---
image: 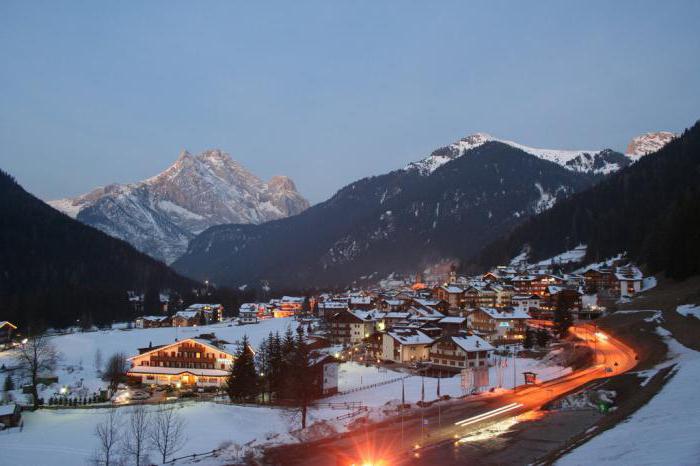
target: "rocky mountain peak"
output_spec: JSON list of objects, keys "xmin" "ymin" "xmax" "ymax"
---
[{"xmin": 625, "ymin": 131, "xmax": 677, "ymax": 160}]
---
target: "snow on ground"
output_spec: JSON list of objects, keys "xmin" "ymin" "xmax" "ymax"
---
[
  {"xmin": 641, "ymin": 276, "xmax": 657, "ymax": 292},
  {"xmin": 558, "ymin": 327, "xmax": 700, "ymax": 466},
  {"xmin": 676, "ymin": 304, "xmax": 700, "ymax": 319},
  {"xmin": 0, "ymin": 318, "xmax": 299, "ymax": 402},
  {"xmin": 329, "ymin": 357, "xmax": 570, "ymax": 408},
  {"xmin": 0, "ymin": 402, "xmax": 296, "ymax": 466},
  {"xmin": 535, "ymin": 245, "xmax": 587, "ymax": 266}
]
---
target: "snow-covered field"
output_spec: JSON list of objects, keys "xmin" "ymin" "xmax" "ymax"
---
[
  {"xmin": 0, "ymin": 318, "xmax": 299, "ymax": 402},
  {"xmin": 0, "ymin": 319, "xmax": 571, "ymax": 465},
  {"xmin": 558, "ymin": 326, "xmax": 700, "ymax": 466}
]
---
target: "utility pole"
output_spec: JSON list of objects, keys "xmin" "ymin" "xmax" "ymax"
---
[{"xmin": 512, "ymin": 344, "xmax": 517, "ymax": 393}]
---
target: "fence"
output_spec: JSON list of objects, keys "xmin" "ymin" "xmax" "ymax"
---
[{"xmin": 337, "ymin": 374, "xmax": 411, "ymax": 395}]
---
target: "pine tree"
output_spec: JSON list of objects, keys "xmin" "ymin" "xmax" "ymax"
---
[
  {"xmin": 523, "ymin": 329, "xmax": 535, "ymax": 350},
  {"xmin": 269, "ymin": 332, "xmax": 283, "ymax": 400},
  {"xmin": 288, "ymin": 338, "xmax": 314, "ymax": 428},
  {"xmin": 536, "ymin": 328, "xmax": 550, "ymax": 347},
  {"xmin": 226, "ymin": 335, "xmax": 259, "ymax": 402},
  {"xmin": 3, "ymin": 375, "xmax": 14, "ymax": 392},
  {"xmin": 553, "ymin": 304, "xmax": 573, "ymax": 339}
]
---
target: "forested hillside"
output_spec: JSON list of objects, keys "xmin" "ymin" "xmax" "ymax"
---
[
  {"xmin": 474, "ymin": 121, "xmax": 700, "ymax": 280},
  {"xmin": 0, "ymin": 169, "xmax": 199, "ymax": 328}
]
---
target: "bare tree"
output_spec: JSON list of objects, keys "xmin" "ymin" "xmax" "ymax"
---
[
  {"xmin": 94, "ymin": 348, "xmax": 103, "ymax": 374},
  {"xmin": 150, "ymin": 406, "xmax": 186, "ymax": 463},
  {"xmin": 103, "ymin": 353, "xmax": 128, "ymax": 396},
  {"xmin": 15, "ymin": 333, "xmax": 59, "ymax": 409},
  {"xmin": 122, "ymin": 405, "xmax": 150, "ymax": 466},
  {"xmin": 92, "ymin": 408, "xmax": 122, "ymax": 466}
]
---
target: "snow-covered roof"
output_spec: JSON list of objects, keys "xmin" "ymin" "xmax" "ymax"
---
[
  {"xmin": 128, "ymin": 338, "xmax": 234, "ymax": 361},
  {"xmin": 137, "ymin": 315, "xmax": 169, "ymax": 321},
  {"xmin": 174, "ymin": 310, "xmax": 199, "ymax": 318},
  {"xmin": 318, "ymin": 301, "xmax": 348, "ymax": 309},
  {"xmin": 413, "ymin": 298, "xmax": 441, "ymax": 307},
  {"xmin": 384, "ymin": 311, "xmax": 411, "ymax": 319},
  {"xmin": 281, "ymin": 296, "xmax": 305, "ymax": 303},
  {"xmin": 479, "ymin": 307, "xmax": 531, "ymax": 320},
  {"xmin": 450, "ymin": 335, "xmax": 494, "ymax": 352},
  {"xmin": 383, "ymin": 299, "xmax": 404, "ymax": 306},
  {"xmin": 349, "ymin": 310, "xmax": 375, "ymax": 321},
  {"xmin": 387, "ymin": 330, "xmax": 433, "ymax": 346},
  {"xmin": 350, "ymin": 296, "xmax": 372, "ymax": 305},
  {"xmin": 0, "ymin": 404, "xmax": 17, "ymax": 416},
  {"xmin": 441, "ymin": 285, "xmax": 464, "ymax": 294},
  {"xmin": 512, "ymin": 295, "xmax": 540, "ymax": 301},
  {"xmin": 438, "ymin": 316, "xmax": 466, "ymax": 324},
  {"xmin": 615, "ymin": 266, "xmax": 643, "ymax": 281},
  {"xmin": 187, "ymin": 303, "xmax": 222, "ymax": 310}
]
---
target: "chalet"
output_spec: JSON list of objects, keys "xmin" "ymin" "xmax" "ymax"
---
[
  {"xmin": 511, "ymin": 295, "xmax": 541, "ymax": 314},
  {"xmin": 380, "ymin": 311, "xmax": 412, "ymax": 331},
  {"xmin": 185, "ymin": 303, "xmax": 223, "ymax": 323},
  {"xmin": 583, "ymin": 267, "xmax": 617, "ymax": 293},
  {"xmin": 0, "ymin": 321, "xmax": 17, "ymax": 346},
  {"xmin": 379, "ymin": 299, "xmax": 406, "ymax": 312},
  {"xmin": 434, "ymin": 285, "xmax": 464, "ymax": 309},
  {"xmin": 318, "ymin": 301, "xmax": 349, "ymax": 320},
  {"xmin": 349, "ymin": 296, "xmax": 373, "ymax": 310},
  {"xmin": 309, "ymin": 353, "xmax": 340, "ymax": 396},
  {"xmin": 382, "ymin": 329, "xmax": 433, "ymax": 363},
  {"xmin": 0, "ymin": 403, "xmax": 21, "ymax": 428},
  {"xmin": 463, "ymin": 285, "xmax": 496, "ymax": 309},
  {"xmin": 328, "ymin": 310, "xmax": 375, "ymax": 345},
  {"xmin": 615, "ymin": 265, "xmax": 643, "ymax": 297},
  {"xmin": 172, "ymin": 310, "xmax": 202, "ymax": 327},
  {"xmin": 135, "ymin": 316, "xmax": 170, "ymax": 329},
  {"xmin": 279, "ymin": 296, "xmax": 305, "ymax": 315},
  {"xmin": 238, "ymin": 304, "xmax": 259, "ymax": 325},
  {"xmin": 429, "ymin": 335, "xmax": 494, "ymax": 372},
  {"xmin": 436, "ymin": 316, "xmax": 467, "ymax": 335},
  {"xmin": 127, "ymin": 338, "xmax": 235, "ymax": 387},
  {"xmin": 467, "ymin": 307, "xmax": 530, "ymax": 345}
]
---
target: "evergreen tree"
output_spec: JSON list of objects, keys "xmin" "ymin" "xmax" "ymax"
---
[
  {"xmin": 269, "ymin": 332, "xmax": 283, "ymax": 400},
  {"xmin": 287, "ymin": 338, "xmax": 314, "ymax": 428},
  {"xmin": 536, "ymin": 328, "xmax": 550, "ymax": 347},
  {"xmin": 523, "ymin": 329, "xmax": 535, "ymax": 350},
  {"xmin": 3, "ymin": 375, "xmax": 14, "ymax": 392},
  {"xmin": 553, "ymin": 304, "xmax": 573, "ymax": 339},
  {"xmin": 226, "ymin": 335, "xmax": 259, "ymax": 402}
]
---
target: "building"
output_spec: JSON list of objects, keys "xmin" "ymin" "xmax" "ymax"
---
[
  {"xmin": 238, "ymin": 304, "xmax": 259, "ymax": 325},
  {"xmin": 511, "ymin": 295, "xmax": 541, "ymax": 314},
  {"xmin": 0, "ymin": 321, "xmax": 17, "ymax": 346},
  {"xmin": 429, "ymin": 335, "xmax": 494, "ymax": 372},
  {"xmin": 328, "ymin": 310, "xmax": 375, "ymax": 345},
  {"xmin": 172, "ymin": 310, "xmax": 202, "ymax": 327},
  {"xmin": 318, "ymin": 301, "xmax": 349, "ymax": 320},
  {"xmin": 615, "ymin": 266, "xmax": 643, "ymax": 297},
  {"xmin": 185, "ymin": 304, "xmax": 223, "ymax": 323},
  {"xmin": 279, "ymin": 296, "xmax": 305, "ymax": 315},
  {"xmin": 434, "ymin": 285, "xmax": 464, "ymax": 309},
  {"xmin": 126, "ymin": 338, "xmax": 235, "ymax": 387},
  {"xmin": 467, "ymin": 307, "xmax": 531, "ymax": 345},
  {"xmin": 309, "ymin": 353, "xmax": 339, "ymax": 396},
  {"xmin": 436, "ymin": 316, "xmax": 467, "ymax": 335},
  {"xmin": 0, "ymin": 403, "xmax": 21, "ymax": 428},
  {"xmin": 349, "ymin": 296, "xmax": 373, "ymax": 310},
  {"xmin": 382, "ymin": 329, "xmax": 433, "ymax": 363},
  {"xmin": 135, "ymin": 316, "xmax": 170, "ymax": 329}
]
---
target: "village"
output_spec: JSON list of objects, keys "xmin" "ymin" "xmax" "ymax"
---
[{"xmin": 0, "ymin": 247, "xmax": 655, "ymax": 464}]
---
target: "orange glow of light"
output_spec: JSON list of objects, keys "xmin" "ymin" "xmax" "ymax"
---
[
  {"xmin": 595, "ymin": 332, "xmax": 608, "ymax": 341},
  {"xmin": 516, "ymin": 410, "xmax": 546, "ymax": 421}
]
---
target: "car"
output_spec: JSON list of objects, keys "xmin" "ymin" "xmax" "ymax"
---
[{"xmin": 130, "ymin": 391, "xmax": 150, "ymax": 400}]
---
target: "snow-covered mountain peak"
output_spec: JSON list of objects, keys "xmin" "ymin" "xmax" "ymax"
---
[
  {"xmin": 625, "ymin": 131, "xmax": 676, "ymax": 161},
  {"xmin": 405, "ymin": 132, "xmax": 616, "ymax": 175},
  {"xmin": 49, "ymin": 149, "xmax": 309, "ymax": 263}
]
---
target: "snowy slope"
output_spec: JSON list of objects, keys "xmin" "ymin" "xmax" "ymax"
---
[
  {"xmin": 558, "ymin": 327, "xmax": 700, "ymax": 466},
  {"xmin": 49, "ymin": 150, "xmax": 309, "ymax": 263},
  {"xmin": 406, "ymin": 133, "xmax": 630, "ymax": 175}
]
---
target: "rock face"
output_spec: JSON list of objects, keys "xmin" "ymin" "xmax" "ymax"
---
[
  {"xmin": 49, "ymin": 149, "xmax": 309, "ymax": 263},
  {"xmin": 625, "ymin": 131, "xmax": 677, "ymax": 160}
]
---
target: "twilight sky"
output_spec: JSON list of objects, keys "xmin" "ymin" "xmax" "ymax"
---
[{"xmin": 1, "ymin": 1, "xmax": 699, "ymax": 204}]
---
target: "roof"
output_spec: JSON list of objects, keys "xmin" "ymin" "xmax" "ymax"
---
[
  {"xmin": 615, "ymin": 265, "xmax": 643, "ymax": 281},
  {"xmin": 438, "ymin": 316, "xmax": 466, "ymax": 324},
  {"xmin": 440, "ymin": 285, "xmax": 464, "ymax": 294},
  {"xmin": 128, "ymin": 338, "xmax": 234, "ymax": 361},
  {"xmin": 350, "ymin": 296, "xmax": 372, "ymax": 305},
  {"xmin": 479, "ymin": 307, "xmax": 531, "ymax": 320},
  {"xmin": 0, "ymin": 404, "xmax": 18, "ymax": 416},
  {"xmin": 384, "ymin": 311, "xmax": 411, "ymax": 319},
  {"xmin": 0, "ymin": 321, "xmax": 17, "ymax": 330},
  {"xmin": 137, "ymin": 315, "xmax": 169, "ymax": 321},
  {"xmin": 318, "ymin": 301, "xmax": 348, "ymax": 309},
  {"xmin": 387, "ymin": 330, "xmax": 433, "ymax": 346},
  {"xmin": 187, "ymin": 303, "xmax": 222, "ymax": 310},
  {"xmin": 450, "ymin": 335, "xmax": 494, "ymax": 352},
  {"xmin": 281, "ymin": 296, "xmax": 305, "ymax": 303},
  {"xmin": 174, "ymin": 310, "xmax": 199, "ymax": 318},
  {"xmin": 512, "ymin": 295, "xmax": 540, "ymax": 300},
  {"xmin": 127, "ymin": 366, "xmax": 229, "ymax": 377}
]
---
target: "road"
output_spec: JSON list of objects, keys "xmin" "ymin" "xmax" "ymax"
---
[{"xmin": 262, "ymin": 323, "xmax": 637, "ymax": 466}]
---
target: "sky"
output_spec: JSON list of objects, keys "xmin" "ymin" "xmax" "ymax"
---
[{"xmin": 1, "ymin": 1, "xmax": 699, "ymax": 204}]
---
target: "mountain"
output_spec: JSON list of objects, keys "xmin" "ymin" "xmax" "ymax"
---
[
  {"xmin": 474, "ymin": 122, "xmax": 700, "ymax": 281},
  {"xmin": 173, "ymin": 135, "xmax": 622, "ymax": 290},
  {"xmin": 625, "ymin": 131, "xmax": 677, "ymax": 160},
  {"xmin": 405, "ymin": 132, "xmax": 632, "ymax": 176},
  {"xmin": 0, "ymin": 169, "xmax": 198, "ymax": 329},
  {"xmin": 49, "ymin": 149, "xmax": 309, "ymax": 263}
]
